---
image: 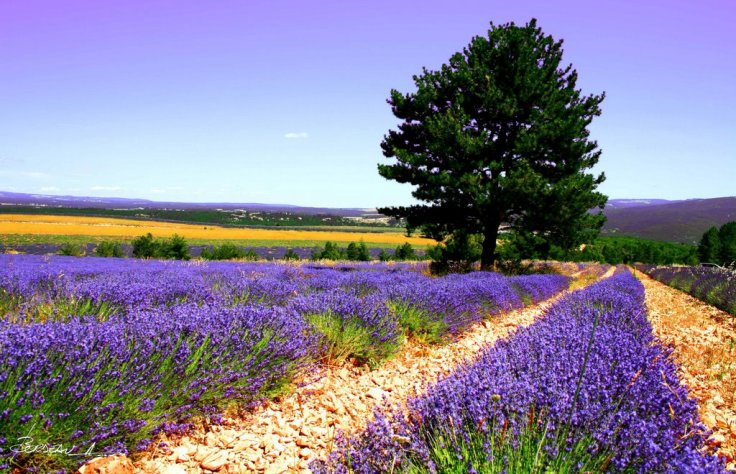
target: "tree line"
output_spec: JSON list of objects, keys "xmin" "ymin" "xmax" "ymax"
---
[{"xmin": 698, "ymin": 222, "xmax": 736, "ymax": 266}]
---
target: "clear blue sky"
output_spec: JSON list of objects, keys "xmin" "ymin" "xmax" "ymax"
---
[{"xmin": 1, "ymin": 0, "xmax": 733, "ymax": 208}]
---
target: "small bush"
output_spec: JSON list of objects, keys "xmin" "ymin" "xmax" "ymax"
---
[
  {"xmin": 95, "ymin": 241, "xmax": 125, "ymax": 258},
  {"xmin": 58, "ymin": 242, "xmax": 85, "ymax": 257},
  {"xmin": 132, "ymin": 233, "xmax": 158, "ymax": 258},
  {"xmin": 291, "ymin": 290, "xmax": 402, "ymax": 366},
  {"xmin": 428, "ymin": 232, "xmax": 482, "ymax": 274},
  {"xmin": 312, "ymin": 241, "xmax": 346, "ymax": 260},
  {"xmin": 131, "ymin": 233, "xmax": 190, "ymax": 260},
  {"xmin": 200, "ymin": 243, "xmax": 256, "ymax": 260},
  {"xmin": 388, "ymin": 301, "xmax": 447, "ymax": 344},
  {"xmin": 162, "ymin": 234, "xmax": 190, "ymax": 260},
  {"xmin": 393, "ymin": 242, "xmax": 417, "ymax": 261},
  {"xmin": 283, "ymin": 248, "xmax": 300, "ymax": 261},
  {"xmin": 346, "ymin": 241, "xmax": 371, "ymax": 261}
]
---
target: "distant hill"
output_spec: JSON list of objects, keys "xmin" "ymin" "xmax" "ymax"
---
[
  {"xmin": 0, "ymin": 191, "xmax": 373, "ymax": 217},
  {"xmin": 605, "ymin": 199, "xmax": 680, "ymax": 209},
  {"xmin": 3, "ymin": 191, "xmax": 735, "ymax": 244},
  {"xmin": 602, "ymin": 197, "xmax": 736, "ymax": 244}
]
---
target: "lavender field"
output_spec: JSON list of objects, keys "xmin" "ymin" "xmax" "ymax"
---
[
  {"xmin": 635, "ymin": 264, "xmax": 736, "ymax": 316},
  {"xmin": 0, "ymin": 255, "xmax": 569, "ymax": 472},
  {"xmin": 314, "ymin": 270, "xmax": 726, "ymax": 473}
]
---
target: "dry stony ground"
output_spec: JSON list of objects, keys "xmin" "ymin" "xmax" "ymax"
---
[
  {"xmin": 126, "ymin": 269, "xmax": 608, "ymax": 474},
  {"xmin": 634, "ymin": 270, "xmax": 736, "ymax": 470}
]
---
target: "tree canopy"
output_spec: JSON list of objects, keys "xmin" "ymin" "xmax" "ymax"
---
[
  {"xmin": 698, "ymin": 226, "xmax": 722, "ymax": 264},
  {"xmin": 697, "ymin": 222, "xmax": 736, "ymax": 266},
  {"xmin": 378, "ymin": 19, "xmax": 606, "ymax": 269}
]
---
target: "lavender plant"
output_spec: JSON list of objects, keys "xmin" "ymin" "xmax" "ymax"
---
[
  {"xmin": 0, "ymin": 254, "xmax": 571, "ymax": 472},
  {"xmin": 289, "ymin": 289, "xmax": 402, "ymax": 365},
  {"xmin": 0, "ymin": 303, "xmax": 318, "ymax": 472},
  {"xmin": 637, "ymin": 264, "xmax": 736, "ymax": 316},
  {"xmin": 314, "ymin": 271, "xmax": 725, "ymax": 473}
]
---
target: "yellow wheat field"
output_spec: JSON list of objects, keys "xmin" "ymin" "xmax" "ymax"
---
[{"xmin": 0, "ymin": 214, "xmax": 435, "ymax": 246}]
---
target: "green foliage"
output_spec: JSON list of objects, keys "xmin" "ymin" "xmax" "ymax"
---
[
  {"xmin": 282, "ymin": 248, "xmax": 300, "ymax": 261},
  {"xmin": 94, "ymin": 241, "xmax": 125, "ymax": 258},
  {"xmin": 356, "ymin": 241, "xmax": 371, "ymax": 261},
  {"xmin": 698, "ymin": 227, "xmax": 722, "ymax": 264},
  {"xmin": 378, "ymin": 249, "xmax": 391, "ymax": 262},
  {"xmin": 556, "ymin": 236, "xmax": 697, "ymax": 265},
  {"xmin": 311, "ymin": 241, "xmax": 372, "ymax": 261},
  {"xmin": 410, "ymin": 411, "xmax": 612, "ymax": 474},
  {"xmin": 305, "ymin": 311, "xmax": 400, "ymax": 366},
  {"xmin": 393, "ymin": 242, "xmax": 417, "ymax": 261},
  {"xmin": 719, "ymin": 222, "xmax": 736, "ymax": 266},
  {"xmin": 389, "ymin": 302, "xmax": 447, "ymax": 344},
  {"xmin": 346, "ymin": 241, "xmax": 371, "ymax": 261},
  {"xmin": 162, "ymin": 234, "xmax": 190, "ymax": 260},
  {"xmin": 427, "ymin": 231, "xmax": 483, "ymax": 274},
  {"xmin": 694, "ymin": 221, "xmax": 736, "ymax": 266},
  {"xmin": 378, "ymin": 19, "xmax": 606, "ymax": 270},
  {"xmin": 57, "ymin": 242, "xmax": 86, "ymax": 257},
  {"xmin": 494, "ymin": 234, "xmax": 697, "ymax": 266},
  {"xmin": 131, "ymin": 233, "xmax": 157, "ymax": 258},
  {"xmin": 312, "ymin": 241, "xmax": 345, "ymax": 260},
  {"xmin": 200, "ymin": 243, "xmax": 257, "ymax": 260},
  {"xmin": 131, "ymin": 233, "xmax": 190, "ymax": 260}
]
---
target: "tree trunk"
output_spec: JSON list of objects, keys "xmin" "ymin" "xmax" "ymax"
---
[{"xmin": 480, "ymin": 223, "xmax": 500, "ymax": 271}]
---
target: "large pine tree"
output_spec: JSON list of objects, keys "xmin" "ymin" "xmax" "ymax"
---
[{"xmin": 378, "ymin": 19, "xmax": 607, "ymax": 270}]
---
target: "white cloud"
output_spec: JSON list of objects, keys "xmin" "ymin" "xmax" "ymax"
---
[
  {"xmin": 91, "ymin": 185, "xmax": 123, "ymax": 192},
  {"xmin": 39, "ymin": 186, "xmax": 60, "ymax": 192},
  {"xmin": 284, "ymin": 132, "xmax": 309, "ymax": 139},
  {"xmin": 151, "ymin": 188, "xmax": 166, "ymax": 194}
]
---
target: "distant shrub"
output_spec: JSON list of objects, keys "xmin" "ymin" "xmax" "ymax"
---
[
  {"xmin": 132, "ymin": 233, "xmax": 158, "ymax": 258},
  {"xmin": 282, "ymin": 248, "xmax": 300, "ymax": 261},
  {"xmin": 312, "ymin": 241, "xmax": 346, "ymax": 260},
  {"xmin": 58, "ymin": 243, "xmax": 85, "ymax": 257},
  {"xmin": 95, "ymin": 241, "xmax": 125, "ymax": 258},
  {"xmin": 200, "ymin": 243, "xmax": 256, "ymax": 260},
  {"xmin": 162, "ymin": 234, "xmax": 190, "ymax": 260},
  {"xmin": 378, "ymin": 249, "xmax": 391, "ymax": 262},
  {"xmin": 131, "ymin": 233, "xmax": 190, "ymax": 260},
  {"xmin": 346, "ymin": 241, "xmax": 371, "ymax": 261},
  {"xmin": 428, "ymin": 232, "xmax": 482, "ymax": 274},
  {"xmin": 393, "ymin": 242, "xmax": 417, "ymax": 261}
]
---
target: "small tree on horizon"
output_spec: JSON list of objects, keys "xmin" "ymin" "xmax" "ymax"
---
[
  {"xmin": 393, "ymin": 242, "xmax": 417, "ymax": 261},
  {"xmin": 719, "ymin": 222, "xmax": 736, "ymax": 266},
  {"xmin": 698, "ymin": 226, "xmax": 722, "ymax": 264},
  {"xmin": 378, "ymin": 19, "xmax": 607, "ymax": 270}
]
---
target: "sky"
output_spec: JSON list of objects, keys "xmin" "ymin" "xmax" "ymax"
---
[{"xmin": 1, "ymin": 0, "xmax": 734, "ymax": 208}]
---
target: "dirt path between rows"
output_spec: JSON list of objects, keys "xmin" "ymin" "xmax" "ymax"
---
[
  {"xmin": 635, "ymin": 270, "xmax": 736, "ymax": 469},
  {"xmin": 129, "ymin": 270, "xmax": 609, "ymax": 474}
]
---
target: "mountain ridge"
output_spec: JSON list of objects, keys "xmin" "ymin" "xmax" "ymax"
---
[{"xmin": 2, "ymin": 191, "xmax": 735, "ymax": 243}]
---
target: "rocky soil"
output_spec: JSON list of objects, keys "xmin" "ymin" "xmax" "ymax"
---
[{"xmin": 636, "ymin": 270, "xmax": 736, "ymax": 470}]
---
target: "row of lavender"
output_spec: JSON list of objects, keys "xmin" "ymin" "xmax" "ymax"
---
[
  {"xmin": 636, "ymin": 264, "xmax": 736, "ymax": 316},
  {"xmin": 314, "ymin": 270, "xmax": 726, "ymax": 473},
  {"xmin": 0, "ymin": 255, "xmax": 571, "ymax": 472},
  {"xmin": 0, "ymin": 243, "xmax": 422, "ymax": 261}
]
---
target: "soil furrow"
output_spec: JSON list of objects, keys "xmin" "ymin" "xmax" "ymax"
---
[{"xmin": 635, "ymin": 270, "xmax": 736, "ymax": 469}]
